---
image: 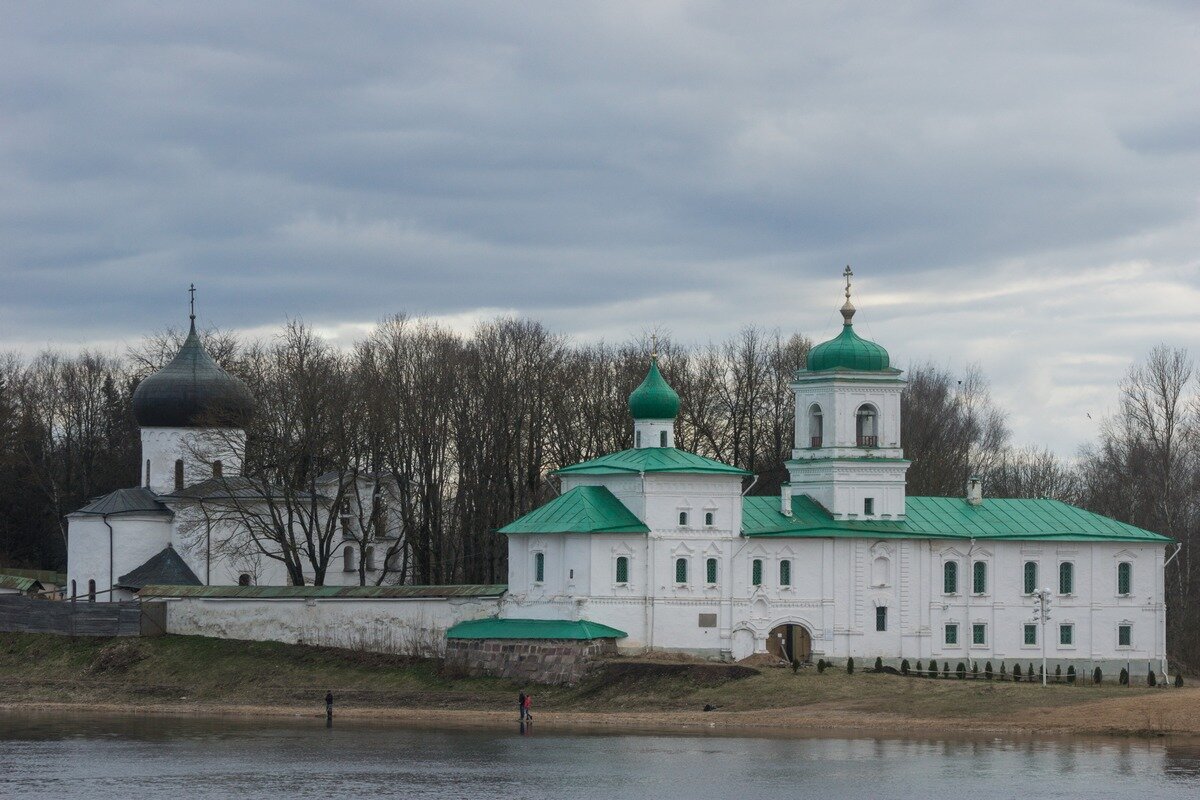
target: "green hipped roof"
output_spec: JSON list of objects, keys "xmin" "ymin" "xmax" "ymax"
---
[
  {"xmin": 554, "ymin": 447, "xmax": 751, "ymax": 477},
  {"xmin": 743, "ymin": 494, "xmax": 1172, "ymax": 543},
  {"xmin": 446, "ymin": 617, "xmax": 627, "ymax": 640},
  {"xmin": 628, "ymin": 356, "xmax": 680, "ymax": 420},
  {"xmin": 498, "ymin": 486, "xmax": 650, "ymax": 535},
  {"xmin": 807, "ymin": 324, "xmax": 890, "ymax": 372}
]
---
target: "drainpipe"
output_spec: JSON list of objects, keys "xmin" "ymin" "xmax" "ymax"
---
[
  {"xmin": 965, "ymin": 538, "xmax": 975, "ymax": 669},
  {"xmin": 641, "ymin": 470, "xmax": 653, "ymax": 652},
  {"xmin": 1162, "ymin": 543, "xmax": 1181, "ymax": 679},
  {"xmin": 102, "ymin": 513, "xmax": 114, "ymax": 601}
]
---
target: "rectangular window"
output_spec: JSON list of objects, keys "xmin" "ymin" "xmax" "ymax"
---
[
  {"xmin": 706, "ymin": 558, "xmax": 718, "ymax": 585},
  {"xmin": 1024, "ymin": 624, "xmax": 1037, "ymax": 645},
  {"xmin": 1118, "ymin": 624, "xmax": 1131, "ymax": 647},
  {"xmin": 863, "ymin": 498, "xmax": 874, "ymax": 516},
  {"xmin": 1059, "ymin": 562, "xmax": 1074, "ymax": 594},
  {"xmin": 615, "ymin": 556, "xmax": 629, "ymax": 584},
  {"xmin": 1059, "ymin": 623, "xmax": 1074, "ymax": 646},
  {"xmin": 876, "ymin": 606, "xmax": 887, "ymax": 632},
  {"xmin": 972, "ymin": 623, "xmax": 986, "ymax": 645},
  {"xmin": 1023, "ymin": 561, "xmax": 1038, "ymax": 594},
  {"xmin": 534, "ymin": 552, "xmax": 545, "ymax": 583},
  {"xmin": 752, "ymin": 559, "xmax": 763, "ymax": 586},
  {"xmin": 944, "ymin": 623, "xmax": 958, "ymax": 646},
  {"xmin": 779, "ymin": 559, "xmax": 791, "ymax": 587},
  {"xmin": 1117, "ymin": 561, "xmax": 1132, "ymax": 596}
]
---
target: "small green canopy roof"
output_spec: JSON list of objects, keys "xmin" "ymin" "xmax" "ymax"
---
[
  {"xmin": 555, "ymin": 447, "xmax": 751, "ymax": 477},
  {"xmin": 628, "ymin": 356, "xmax": 680, "ymax": 420},
  {"xmin": 498, "ymin": 485, "xmax": 649, "ymax": 535},
  {"xmin": 446, "ymin": 617, "xmax": 627, "ymax": 640},
  {"xmin": 742, "ymin": 494, "xmax": 1172, "ymax": 543},
  {"xmin": 807, "ymin": 323, "xmax": 891, "ymax": 372}
]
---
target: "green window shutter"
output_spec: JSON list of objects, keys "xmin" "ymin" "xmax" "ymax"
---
[
  {"xmin": 944, "ymin": 561, "xmax": 958, "ymax": 594},
  {"xmin": 1023, "ymin": 561, "xmax": 1037, "ymax": 594},
  {"xmin": 534, "ymin": 552, "xmax": 545, "ymax": 583},
  {"xmin": 876, "ymin": 606, "xmax": 887, "ymax": 632},
  {"xmin": 972, "ymin": 623, "xmax": 986, "ymax": 645},
  {"xmin": 945, "ymin": 623, "xmax": 958, "ymax": 645},
  {"xmin": 615, "ymin": 556, "xmax": 628, "ymax": 584},
  {"xmin": 1024, "ymin": 624, "xmax": 1037, "ymax": 645},
  {"xmin": 706, "ymin": 558, "xmax": 717, "ymax": 584},
  {"xmin": 779, "ymin": 560, "xmax": 791, "ymax": 586},
  {"xmin": 1117, "ymin": 562, "xmax": 1131, "ymax": 595},
  {"xmin": 1118, "ymin": 624, "xmax": 1131, "ymax": 647},
  {"xmin": 752, "ymin": 559, "xmax": 763, "ymax": 586},
  {"xmin": 675, "ymin": 558, "xmax": 688, "ymax": 584},
  {"xmin": 1059, "ymin": 624, "xmax": 1073, "ymax": 645},
  {"xmin": 973, "ymin": 561, "xmax": 987, "ymax": 594},
  {"xmin": 1059, "ymin": 562, "xmax": 1074, "ymax": 594}
]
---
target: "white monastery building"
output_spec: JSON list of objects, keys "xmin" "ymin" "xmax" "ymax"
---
[{"xmin": 66, "ymin": 274, "xmax": 1175, "ymax": 676}]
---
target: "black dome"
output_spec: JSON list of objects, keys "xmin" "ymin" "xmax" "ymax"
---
[{"xmin": 132, "ymin": 322, "xmax": 254, "ymax": 428}]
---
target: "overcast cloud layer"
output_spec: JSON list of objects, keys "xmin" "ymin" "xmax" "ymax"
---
[{"xmin": 2, "ymin": 1, "xmax": 1198, "ymax": 455}]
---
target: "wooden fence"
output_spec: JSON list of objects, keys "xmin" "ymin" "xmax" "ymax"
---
[{"xmin": 0, "ymin": 595, "xmax": 165, "ymax": 637}]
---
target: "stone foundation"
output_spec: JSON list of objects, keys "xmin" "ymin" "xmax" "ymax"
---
[{"xmin": 445, "ymin": 638, "xmax": 618, "ymax": 685}]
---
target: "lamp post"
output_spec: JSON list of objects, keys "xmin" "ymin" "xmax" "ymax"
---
[{"xmin": 1032, "ymin": 588, "xmax": 1052, "ymax": 686}]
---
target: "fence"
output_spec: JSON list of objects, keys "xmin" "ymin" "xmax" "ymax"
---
[{"xmin": 0, "ymin": 595, "xmax": 165, "ymax": 637}]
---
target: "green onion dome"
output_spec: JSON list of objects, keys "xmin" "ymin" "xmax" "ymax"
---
[
  {"xmin": 807, "ymin": 288, "xmax": 890, "ymax": 372},
  {"xmin": 628, "ymin": 356, "xmax": 680, "ymax": 420}
]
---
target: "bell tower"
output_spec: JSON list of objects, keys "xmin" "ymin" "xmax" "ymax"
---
[{"xmin": 786, "ymin": 268, "xmax": 909, "ymax": 519}]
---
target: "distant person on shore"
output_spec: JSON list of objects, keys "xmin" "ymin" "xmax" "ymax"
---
[
  {"xmin": 523, "ymin": 693, "xmax": 532, "ymax": 721},
  {"xmin": 326, "ymin": 690, "xmax": 333, "ymax": 718},
  {"xmin": 518, "ymin": 691, "xmax": 526, "ymax": 720}
]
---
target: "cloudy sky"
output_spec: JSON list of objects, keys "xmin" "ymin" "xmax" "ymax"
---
[{"xmin": 2, "ymin": 1, "xmax": 1198, "ymax": 454}]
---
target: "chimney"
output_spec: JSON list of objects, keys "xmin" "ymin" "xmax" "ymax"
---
[
  {"xmin": 965, "ymin": 476, "xmax": 983, "ymax": 506},
  {"xmin": 781, "ymin": 483, "xmax": 793, "ymax": 516}
]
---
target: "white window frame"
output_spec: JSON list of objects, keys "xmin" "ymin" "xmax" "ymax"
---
[
  {"xmin": 1058, "ymin": 622, "xmax": 1076, "ymax": 650},
  {"xmin": 971, "ymin": 622, "xmax": 988, "ymax": 648},
  {"xmin": 944, "ymin": 622, "xmax": 960, "ymax": 647},
  {"xmin": 1116, "ymin": 621, "xmax": 1133, "ymax": 650}
]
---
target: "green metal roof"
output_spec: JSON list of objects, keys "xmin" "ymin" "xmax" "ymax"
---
[
  {"xmin": 555, "ymin": 447, "xmax": 751, "ymax": 477},
  {"xmin": 498, "ymin": 486, "xmax": 649, "ymax": 535},
  {"xmin": 0, "ymin": 574, "xmax": 42, "ymax": 592},
  {"xmin": 446, "ymin": 617, "xmax": 627, "ymax": 640},
  {"xmin": 138, "ymin": 583, "xmax": 508, "ymax": 599},
  {"xmin": 0, "ymin": 568, "xmax": 67, "ymax": 585},
  {"xmin": 807, "ymin": 323, "xmax": 891, "ymax": 372},
  {"xmin": 628, "ymin": 356, "xmax": 680, "ymax": 420},
  {"xmin": 742, "ymin": 494, "xmax": 1172, "ymax": 543}
]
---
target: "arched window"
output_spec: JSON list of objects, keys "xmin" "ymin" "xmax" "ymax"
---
[
  {"xmin": 212, "ymin": 460, "xmax": 223, "ymax": 478},
  {"xmin": 364, "ymin": 546, "xmax": 375, "ymax": 571},
  {"xmin": 1023, "ymin": 561, "xmax": 1038, "ymax": 594},
  {"xmin": 343, "ymin": 546, "xmax": 354, "ymax": 572},
  {"xmin": 943, "ymin": 561, "xmax": 958, "ymax": 594},
  {"xmin": 534, "ymin": 552, "xmax": 545, "ymax": 583},
  {"xmin": 678, "ymin": 511, "xmax": 688, "ymax": 527},
  {"xmin": 872, "ymin": 556, "xmax": 890, "ymax": 586},
  {"xmin": 70, "ymin": 579, "xmax": 77, "ymax": 602},
  {"xmin": 808, "ymin": 404, "xmax": 823, "ymax": 448},
  {"xmin": 87, "ymin": 579, "xmax": 96, "ymax": 602},
  {"xmin": 706, "ymin": 558, "xmax": 718, "ymax": 584},
  {"xmin": 145, "ymin": 459, "xmax": 151, "ymax": 487},
  {"xmin": 174, "ymin": 459, "xmax": 184, "ymax": 490},
  {"xmin": 1117, "ymin": 561, "xmax": 1132, "ymax": 596},
  {"xmin": 856, "ymin": 404, "xmax": 878, "ymax": 447},
  {"xmin": 1059, "ymin": 562, "xmax": 1074, "ymax": 595},
  {"xmin": 752, "ymin": 559, "xmax": 763, "ymax": 587},
  {"xmin": 704, "ymin": 512, "xmax": 714, "ymax": 526},
  {"xmin": 972, "ymin": 561, "xmax": 987, "ymax": 594},
  {"xmin": 660, "ymin": 430, "xmax": 668, "ymax": 447},
  {"xmin": 238, "ymin": 573, "xmax": 251, "ymax": 586},
  {"xmin": 674, "ymin": 558, "xmax": 688, "ymax": 584},
  {"xmin": 779, "ymin": 559, "xmax": 791, "ymax": 587},
  {"xmin": 615, "ymin": 556, "xmax": 629, "ymax": 584}
]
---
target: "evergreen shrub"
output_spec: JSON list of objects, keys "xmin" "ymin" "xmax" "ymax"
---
[
  {"xmin": 847, "ymin": 657, "xmax": 854, "ymax": 675},
  {"xmin": 817, "ymin": 659, "xmax": 827, "ymax": 673},
  {"xmin": 1067, "ymin": 665, "xmax": 1076, "ymax": 684},
  {"xmin": 943, "ymin": 663, "xmax": 949, "ymax": 678},
  {"xmin": 928, "ymin": 659, "xmax": 938, "ymax": 677},
  {"xmin": 1093, "ymin": 667, "xmax": 1102, "ymax": 685},
  {"xmin": 874, "ymin": 656, "xmax": 883, "ymax": 672},
  {"xmin": 901, "ymin": 659, "xmax": 910, "ymax": 676},
  {"xmin": 1055, "ymin": 664, "xmax": 1062, "ymax": 682},
  {"xmin": 1148, "ymin": 670, "xmax": 1157, "ymax": 687},
  {"xmin": 1119, "ymin": 668, "xmax": 1128, "ymax": 685},
  {"xmin": 1014, "ymin": 663, "xmax": 1022, "ymax": 680},
  {"xmin": 985, "ymin": 662, "xmax": 993, "ymax": 680},
  {"xmin": 1176, "ymin": 674, "xmax": 1184, "ymax": 688},
  {"xmin": 1028, "ymin": 663, "xmax": 1035, "ymax": 683},
  {"xmin": 1000, "ymin": 663, "xmax": 1007, "ymax": 680},
  {"xmin": 915, "ymin": 660, "xmax": 922, "ymax": 675},
  {"xmin": 972, "ymin": 661, "xmax": 979, "ymax": 679},
  {"xmin": 957, "ymin": 662, "xmax": 966, "ymax": 679}
]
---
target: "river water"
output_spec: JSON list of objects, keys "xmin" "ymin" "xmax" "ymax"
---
[{"xmin": 3, "ymin": 712, "xmax": 1200, "ymax": 799}]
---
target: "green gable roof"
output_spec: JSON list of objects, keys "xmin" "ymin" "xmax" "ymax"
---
[
  {"xmin": 554, "ymin": 448, "xmax": 751, "ymax": 477},
  {"xmin": 743, "ymin": 494, "xmax": 1171, "ymax": 543},
  {"xmin": 498, "ymin": 486, "xmax": 649, "ymax": 535},
  {"xmin": 446, "ymin": 617, "xmax": 627, "ymax": 640}
]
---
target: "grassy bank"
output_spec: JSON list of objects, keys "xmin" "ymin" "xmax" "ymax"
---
[{"xmin": 2, "ymin": 632, "xmax": 1198, "ymax": 738}]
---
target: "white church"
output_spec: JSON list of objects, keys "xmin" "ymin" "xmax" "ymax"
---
[{"xmin": 66, "ymin": 274, "xmax": 1173, "ymax": 674}]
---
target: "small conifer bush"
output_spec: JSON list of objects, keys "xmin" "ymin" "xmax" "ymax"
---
[
  {"xmin": 847, "ymin": 657, "xmax": 855, "ymax": 675},
  {"xmin": 1093, "ymin": 667, "xmax": 1102, "ymax": 685},
  {"xmin": 943, "ymin": 663, "xmax": 950, "ymax": 678},
  {"xmin": 901, "ymin": 659, "xmax": 910, "ymax": 676},
  {"xmin": 817, "ymin": 659, "xmax": 827, "ymax": 673},
  {"xmin": 1000, "ymin": 662, "xmax": 1007, "ymax": 680},
  {"xmin": 957, "ymin": 662, "xmax": 966, "ymax": 679},
  {"xmin": 1028, "ymin": 663, "xmax": 1035, "ymax": 683},
  {"xmin": 874, "ymin": 656, "xmax": 883, "ymax": 672},
  {"xmin": 928, "ymin": 659, "xmax": 938, "ymax": 677},
  {"xmin": 915, "ymin": 660, "xmax": 922, "ymax": 675},
  {"xmin": 1067, "ymin": 665, "xmax": 1076, "ymax": 684},
  {"xmin": 985, "ymin": 662, "xmax": 993, "ymax": 680},
  {"xmin": 1176, "ymin": 674, "xmax": 1184, "ymax": 688},
  {"xmin": 1055, "ymin": 664, "xmax": 1062, "ymax": 682},
  {"xmin": 972, "ymin": 661, "xmax": 979, "ymax": 679},
  {"xmin": 1148, "ymin": 669, "xmax": 1157, "ymax": 687},
  {"xmin": 1119, "ymin": 667, "xmax": 1129, "ymax": 686},
  {"xmin": 1014, "ymin": 663, "xmax": 1022, "ymax": 680}
]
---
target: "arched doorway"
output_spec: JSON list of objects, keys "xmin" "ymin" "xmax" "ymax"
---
[{"xmin": 767, "ymin": 623, "xmax": 812, "ymax": 663}]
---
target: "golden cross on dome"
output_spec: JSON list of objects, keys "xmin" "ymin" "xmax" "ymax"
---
[
  {"xmin": 188, "ymin": 283, "xmax": 196, "ymax": 321},
  {"xmin": 843, "ymin": 265, "xmax": 853, "ymax": 301}
]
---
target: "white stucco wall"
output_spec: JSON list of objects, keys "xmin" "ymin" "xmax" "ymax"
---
[
  {"xmin": 66, "ymin": 513, "xmax": 173, "ymax": 602},
  {"xmin": 140, "ymin": 427, "xmax": 244, "ymax": 494},
  {"xmin": 163, "ymin": 595, "xmax": 503, "ymax": 655}
]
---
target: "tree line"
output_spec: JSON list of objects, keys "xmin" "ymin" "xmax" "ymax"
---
[{"xmin": 0, "ymin": 319, "xmax": 1196, "ymax": 663}]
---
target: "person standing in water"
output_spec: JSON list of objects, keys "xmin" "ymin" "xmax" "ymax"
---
[{"xmin": 522, "ymin": 693, "xmax": 532, "ymax": 721}]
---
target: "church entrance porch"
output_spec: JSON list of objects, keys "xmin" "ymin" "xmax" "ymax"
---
[{"xmin": 766, "ymin": 623, "xmax": 812, "ymax": 663}]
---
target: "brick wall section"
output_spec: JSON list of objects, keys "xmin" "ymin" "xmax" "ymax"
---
[{"xmin": 445, "ymin": 638, "xmax": 618, "ymax": 685}]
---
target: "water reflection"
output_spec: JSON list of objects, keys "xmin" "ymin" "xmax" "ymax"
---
[{"xmin": 1, "ymin": 712, "xmax": 1199, "ymax": 800}]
